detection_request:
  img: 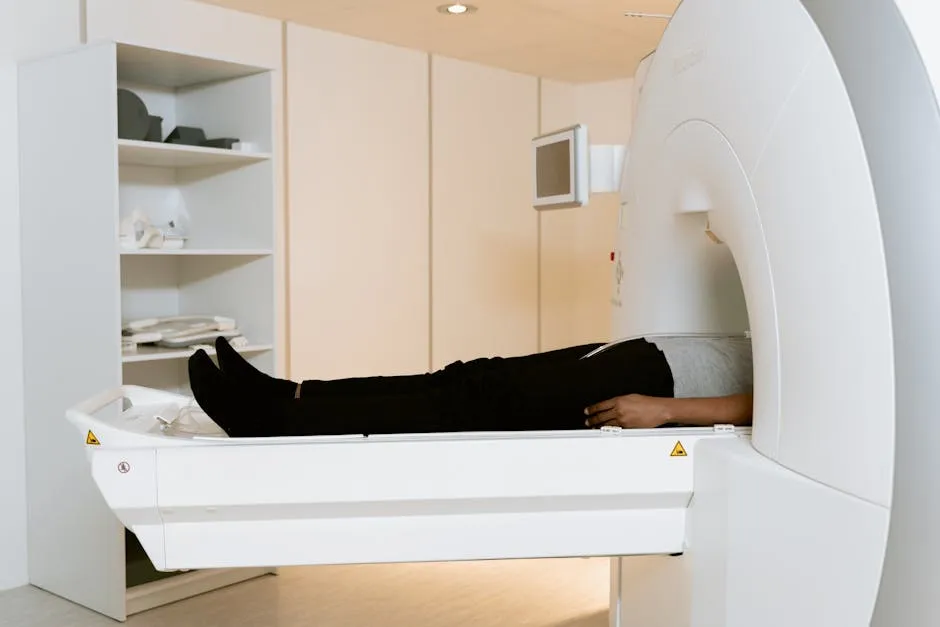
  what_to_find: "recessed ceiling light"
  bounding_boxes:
[437,3,477,15]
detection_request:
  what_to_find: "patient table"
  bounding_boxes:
[68,385,746,571]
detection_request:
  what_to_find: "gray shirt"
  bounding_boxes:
[647,336,753,398]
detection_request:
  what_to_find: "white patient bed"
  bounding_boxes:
[67,386,749,572]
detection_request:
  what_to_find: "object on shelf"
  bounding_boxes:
[232,141,259,152]
[200,138,240,150]
[158,329,243,349]
[122,315,247,350]
[145,115,163,142]
[117,88,151,140]
[165,126,207,146]
[121,330,175,355]
[120,209,189,250]
[164,126,244,151]
[123,330,162,346]
[227,334,249,349]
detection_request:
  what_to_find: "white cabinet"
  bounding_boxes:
[19,41,279,620]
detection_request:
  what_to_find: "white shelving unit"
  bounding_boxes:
[120,248,274,256]
[117,138,273,168]
[19,41,279,620]
[122,343,274,364]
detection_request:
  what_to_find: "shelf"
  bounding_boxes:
[120,248,273,257]
[122,343,273,364]
[116,43,267,89]
[21,38,280,623]
[118,139,271,168]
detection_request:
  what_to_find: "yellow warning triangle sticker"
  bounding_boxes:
[670,441,687,457]
[86,431,101,446]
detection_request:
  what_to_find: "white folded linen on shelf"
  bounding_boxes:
[121,315,246,350]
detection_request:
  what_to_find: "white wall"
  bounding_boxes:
[85,0,283,73]
[0,0,27,593]
[0,0,82,592]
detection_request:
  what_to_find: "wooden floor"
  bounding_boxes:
[0,558,610,627]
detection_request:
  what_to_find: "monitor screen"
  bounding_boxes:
[535,139,571,198]
[531,123,588,209]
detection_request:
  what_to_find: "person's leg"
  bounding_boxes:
[302,342,605,397]
[284,339,669,435]
[190,340,669,438]
[214,336,435,399]
[214,335,604,400]
[441,338,675,432]
[214,337,298,399]
[190,349,452,437]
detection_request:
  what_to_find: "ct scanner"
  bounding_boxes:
[65,0,940,625]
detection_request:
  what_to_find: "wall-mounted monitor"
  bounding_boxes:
[532,124,589,209]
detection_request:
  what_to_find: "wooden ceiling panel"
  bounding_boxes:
[197,0,672,82]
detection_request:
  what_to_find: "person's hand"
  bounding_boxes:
[584,394,673,429]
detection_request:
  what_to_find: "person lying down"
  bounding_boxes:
[187,335,754,438]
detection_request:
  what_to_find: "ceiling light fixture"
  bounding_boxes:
[624,11,672,19]
[437,3,477,15]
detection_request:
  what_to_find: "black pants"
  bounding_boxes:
[276,339,674,437]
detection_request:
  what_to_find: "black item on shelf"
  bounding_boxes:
[116,88,150,140]
[145,115,163,142]
[164,126,207,146]
[200,137,240,150]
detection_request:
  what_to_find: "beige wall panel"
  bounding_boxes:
[539,78,633,351]
[287,24,430,379]
[431,56,539,367]
[576,79,635,145]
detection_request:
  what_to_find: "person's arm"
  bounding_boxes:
[659,393,752,427]
[584,393,753,429]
